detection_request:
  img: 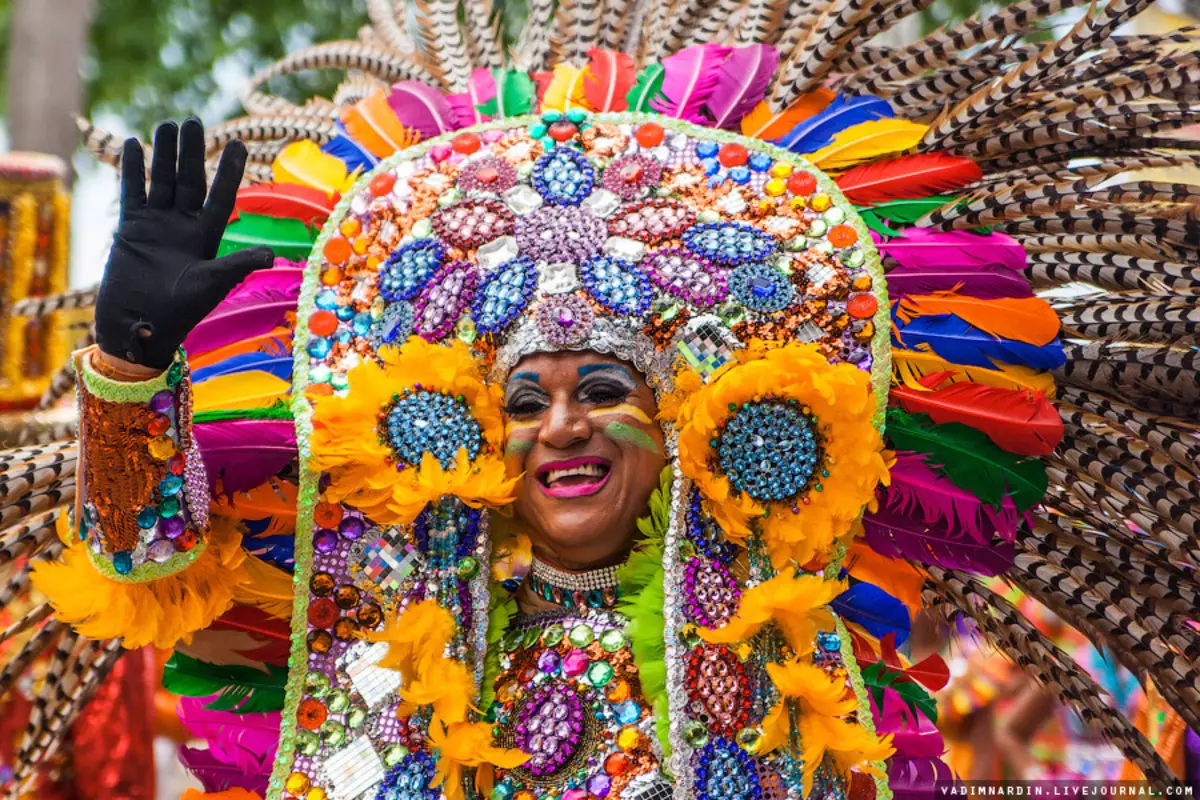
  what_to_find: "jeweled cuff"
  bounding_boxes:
[74,345,210,580]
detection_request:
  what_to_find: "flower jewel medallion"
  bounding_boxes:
[287,109,891,800]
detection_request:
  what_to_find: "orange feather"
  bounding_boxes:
[740,89,836,141]
[895,292,1061,346]
[341,89,421,158]
[845,539,924,614]
[188,328,291,369]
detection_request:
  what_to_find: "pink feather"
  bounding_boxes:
[194,420,297,495]
[873,228,1027,271]
[184,266,302,357]
[862,504,1015,576]
[446,68,496,126]
[177,696,278,794]
[888,756,959,796]
[870,689,945,758]
[884,264,1034,299]
[704,44,778,129]
[651,43,731,123]
[388,80,459,138]
[884,453,1021,541]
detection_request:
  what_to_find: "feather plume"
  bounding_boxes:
[184,267,301,357]
[193,420,297,495]
[192,372,290,415]
[626,64,666,112]
[211,478,299,523]
[162,652,286,714]
[807,118,928,170]
[885,408,1048,512]
[884,453,1021,541]
[893,315,1066,371]
[894,350,1056,396]
[582,47,636,112]
[775,94,893,153]
[177,697,278,794]
[192,351,293,384]
[340,89,420,157]
[832,582,912,645]
[895,292,1060,346]
[216,214,315,263]
[387,80,459,138]
[837,153,981,204]
[862,504,1015,575]
[875,228,1027,271]
[858,197,962,237]
[272,140,357,195]
[740,89,836,140]
[188,330,291,372]
[845,540,924,613]
[232,555,296,619]
[205,606,291,666]
[320,125,378,175]
[704,44,779,129]
[540,64,594,112]
[445,68,496,126]
[892,382,1062,457]
[871,688,946,757]
[884,264,1034,299]
[233,184,337,227]
[478,69,536,117]
[650,43,731,122]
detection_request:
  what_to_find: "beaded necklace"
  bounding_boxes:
[526,555,623,609]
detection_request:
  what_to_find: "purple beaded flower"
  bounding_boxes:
[455,156,517,194]
[413,260,478,341]
[515,206,605,263]
[431,200,513,249]
[601,154,663,200]
[642,247,728,307]
[535,294,595,347]
[682,556,740,628]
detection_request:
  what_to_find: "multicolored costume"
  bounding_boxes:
[4,0,1200,797]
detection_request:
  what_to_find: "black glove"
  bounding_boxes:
[95,118,275,369]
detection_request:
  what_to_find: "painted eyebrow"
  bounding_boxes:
[577,364,634,380]
[509,371,540,384]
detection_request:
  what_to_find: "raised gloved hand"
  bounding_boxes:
[95,118,274,369]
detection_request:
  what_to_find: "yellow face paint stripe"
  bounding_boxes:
[586,404,653,425]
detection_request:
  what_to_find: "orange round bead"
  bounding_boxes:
[634,123,664,147]
[827,224,858,247]
[606,680,631,703]
[147,414,171,436]
[174,529,197,551]
[307,598,339,629]
[357,603,383,628]
[452,133,481,154]
[786,172,817,196]
[333,618,360,640]
[334,584,361,609]
[717,143,749,167]
[339,218,362,238]
[310,572,335,596]
[309,310,339,337]
[297,698,327,730]
[369,173,396,196]
[307,630,333,654]
[847,294,878,319]
[147,435,177,461]
[320,267,343,287]
[604,752,631,776]
[323,237,351,265]
[314,502,343,529]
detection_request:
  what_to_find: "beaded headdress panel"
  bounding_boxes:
[279,112,891,799]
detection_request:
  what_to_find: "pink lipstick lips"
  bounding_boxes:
[536,456,612,498]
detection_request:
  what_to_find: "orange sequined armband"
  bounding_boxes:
[73,345,210,579]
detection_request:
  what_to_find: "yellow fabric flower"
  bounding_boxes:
[799,713,894,794]
[309,337,518,525]
[365,599,456,682]
[428,717,530,800]
[699,568,844,655]
[398,658,477,724]
[664,342,888,567]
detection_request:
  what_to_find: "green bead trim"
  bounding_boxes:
[270,113,893,796]
[837,615,894,800]
[77,353,170,403]
[85,534,208,583]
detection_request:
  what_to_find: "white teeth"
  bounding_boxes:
[545,463,607,485]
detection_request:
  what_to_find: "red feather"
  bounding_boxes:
[583,47,636,112]
[836,153,981,204]
[892,382,1063,456]
[234,183,338,227]
[531,71,555,104]
[209,606,291,666]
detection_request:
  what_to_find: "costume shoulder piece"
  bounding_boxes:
[4,0,1200,796]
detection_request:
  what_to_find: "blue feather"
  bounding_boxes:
[774,94,894,154]
[242,519,295,570]
[832,582,911,645]
[192,352,294,384]
[321,123,378,174]
[892,314,1067,371]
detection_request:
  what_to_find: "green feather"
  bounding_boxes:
[625,64,665,113]
[219,213,315,261]
[861,661,938,722]
[857,197,991,237]
[885,408,1048,512]
[193,402,293,424]
[479,69,535,118]
[162,651,286,714]
[480,590,518,714]
[616,465,674,758]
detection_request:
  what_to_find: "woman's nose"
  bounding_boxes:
[539,398,591,450]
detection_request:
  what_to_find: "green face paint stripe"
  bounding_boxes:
[504,437,535,456]
[604,420,661,453]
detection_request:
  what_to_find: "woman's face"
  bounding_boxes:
[503,351,667,569]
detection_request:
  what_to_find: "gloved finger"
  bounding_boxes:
[200,140,247,258]
[120,138,146,213]
[175,118,207,213]
[147,121,179,210]
[201,246,276,302]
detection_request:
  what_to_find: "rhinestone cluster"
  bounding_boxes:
[380,389,483,469]
[715,400,824,503]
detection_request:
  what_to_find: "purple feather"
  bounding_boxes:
[703,44,778,129]
[177,696,278,794]
[447,68,496,126]
[388,80,459,138]
[885,264,1034,299]
[862,504,1015,575]
[651,43,731,123]
[886,453,1021,541]
[874,228,1027,271]
[871,688,945,758]
[888,756,959,800]
[184,266,302,357]
[194,419,297,495]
